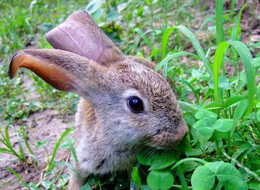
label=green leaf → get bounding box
[224,95,244,108]
[46,128,74,173]
[204,101,223,109]
[231,2,250,41]
[134,28,153,48]
[192,69,203,78]
[253,57,260,67]
[213,41,230,101]
[256,110,260,122]
[175,25,213,77]
[131,167,143,190]
[193,119,214,137]
[248,183,260,190]
[147,171,174,190]
[215,0,224,44]
[179,101,199,114]
[149,151,179,170]
[232,99,249,135]
[161,27,174,59]
[171,158,207,170]
[231,147,250,164]
[205,161,224,173]
[106,5,120,22]
[37,139,50,149]
[175,134,191,153]
[38,22,54,32]
[195,109,218,123]
[213,119,233,132]
[80,184,92,190]
[191,166,215,190]
[216,163,248,190]
[86,0,104,14]
[213,41,255,113]
[229,41,255,111]
[199,15,215,31]
[212,131,230,140]
[137,149,157,166]
[155,51,196,72]
[218,76,231,90]
[5,167,29,188]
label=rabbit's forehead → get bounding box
[128,64,148,74]
[111,61,172,94]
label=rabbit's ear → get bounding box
[9,49,104,92]
[46,11,124,65]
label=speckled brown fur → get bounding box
[9,11,189,190]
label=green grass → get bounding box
[0,0,259,189]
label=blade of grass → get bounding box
[3,125,23,160]
[213,41,255,113]
[231,0,236,14]
[46,127,74,173]
[23,131,34,155]
[175,25,213,77]
[216,0,224,44]
[213,41,230,101]
[134,28,153,48]
[16,131,25,161]
[155,51,196,72]
[171,158,207,170]
[0,148,12,154]
[229,41,255,112]
[231,99,249,135]
[253,57,260,67]
[161,27,174,59]
[179,101,200,114]
[5,167,29,188]
[199,15,215,31]
[231,2,250,41]
[177,78,199,103]
[176,165,189,190]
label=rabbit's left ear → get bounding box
[8,49,106,93]
[46,11,124,65]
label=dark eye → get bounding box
[127,96,144,113]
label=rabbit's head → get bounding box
[9,11,188,150]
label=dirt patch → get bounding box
[0,109,74,190]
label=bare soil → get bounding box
[0,109,73,190]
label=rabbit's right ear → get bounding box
[46,11,124,65]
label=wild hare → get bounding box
[9,11,189,189]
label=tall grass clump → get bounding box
[136,1,259,190]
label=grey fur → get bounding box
[9,11,189,190]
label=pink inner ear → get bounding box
[46,11,124,65]
[50,20,104,61]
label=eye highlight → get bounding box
[127,96,144,113]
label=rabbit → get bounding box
[9,11,189,190]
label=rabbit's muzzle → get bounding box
[151,118,189,148]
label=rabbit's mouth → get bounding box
[150,119,189,148]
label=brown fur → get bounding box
[9,11,189,190]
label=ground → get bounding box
[0,108,73,189]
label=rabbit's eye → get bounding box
[127,96,144,113]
